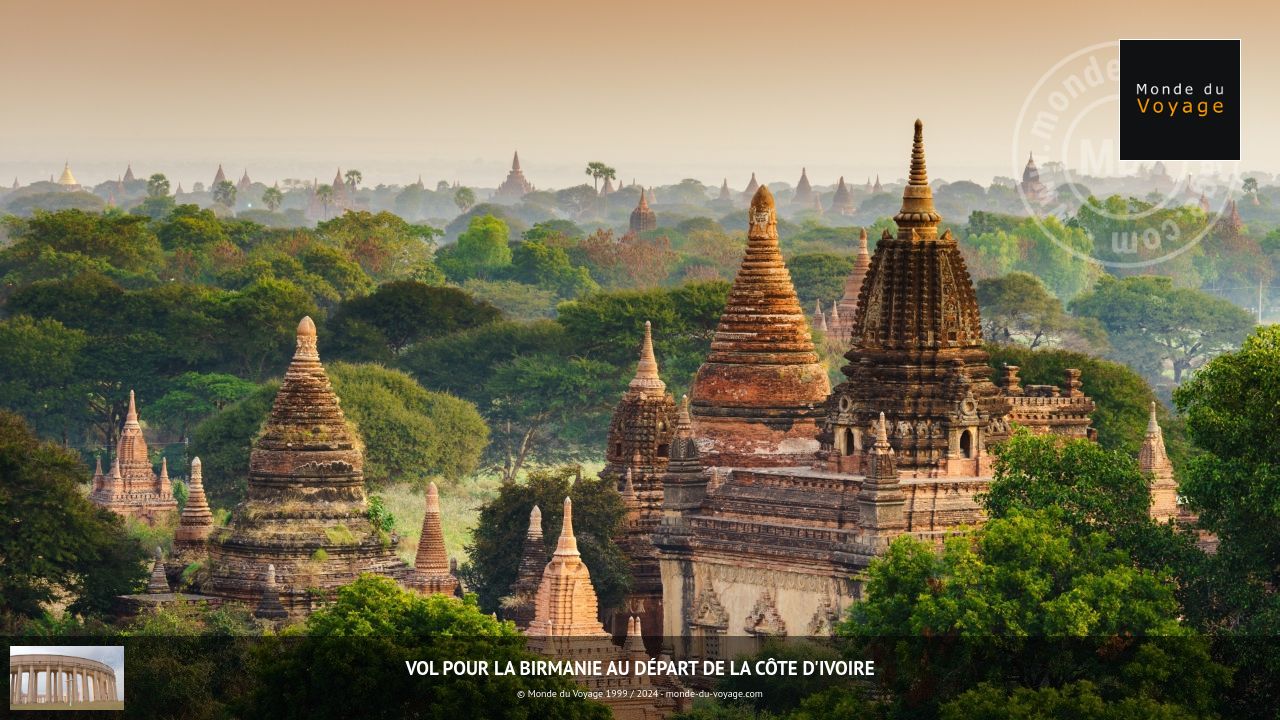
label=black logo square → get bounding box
[1120,39,1240,160]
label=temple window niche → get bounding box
[960,428,974,458]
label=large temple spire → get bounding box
[893,119,942,239]
[630,321,665,395]
[689,185,830,467]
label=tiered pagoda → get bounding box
[204,317,410,616]
[829,176,855,215]
[171,456,214,566]
[688,185,830,467]
[89,391,178,525]
[410,482,459,595]
[791,168,814,207]
[630,188,658,233]
[495,151,534,199]
[505,505,546,629]
[212,164,227,188]
[526,497,679,720]
[740,173,759,203]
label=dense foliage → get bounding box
[461,465,630,615]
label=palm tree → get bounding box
[146,173,170,199]
[454,186,476,213]
[316,184,334,218]
[585,161,609,192]
[262,185,284,212]
[345,169,363,191]
[212,180,237,209]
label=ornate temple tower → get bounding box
[412,482,459,595]
[1140,403,1179,523]
[605,321,675,648]
[820,121,1010,476]
[206,317,410,616]
[212,164,227,188]
[89,391,178,524]
[172,456,214,564]
[630,188,658,233]
[507,505,546,629]
[830,176,855,215]
[495,151,535,199]
[690,186,830,467]
[741,173,759,203]
[526,497,613,641]
[791,168,814,207]
[1020,152,1048,205]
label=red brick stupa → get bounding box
[690,185,830,467]
[205,317,410,616]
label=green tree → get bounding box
[315,184,334,218]
[462,466,629,615]
[483,354,617,481]
[1070,275,1255,384]
[508,239,598,298]
[984,344,1179,458]
[1174,325,1280,715]
[328,280,500,360]
[316,210,441,282]
[212,180,237,209]
[840,510,1225,720]
[190,364,487,503]
[261,186,284,212]
[437,214,513,281]
[454,186,476,213]
[242,575,609,720]
[787,253,855,309]
[146,173,170,199]
[154,204,229,252]
[985,429,1197,575]
[0,315,91,443]
[148,372,257,440]
[976,272,1107,352]
[0,209,163,281]
[0,412,148,620]
[215,278,318,379]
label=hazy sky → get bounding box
[2,0,1275,189]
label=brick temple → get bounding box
[494,151,534,199]
[200,317,412,616]
[89,390,177,525]
[638,121,1105,658]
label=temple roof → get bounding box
[213,164,226,186]
[629,320,666,396]
[57,162,78,186]
[1138,402,1172,475]
[123,164,136,183]
[526,497,610,637]
[849,120,982,350]
[1022,152,1040,183]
